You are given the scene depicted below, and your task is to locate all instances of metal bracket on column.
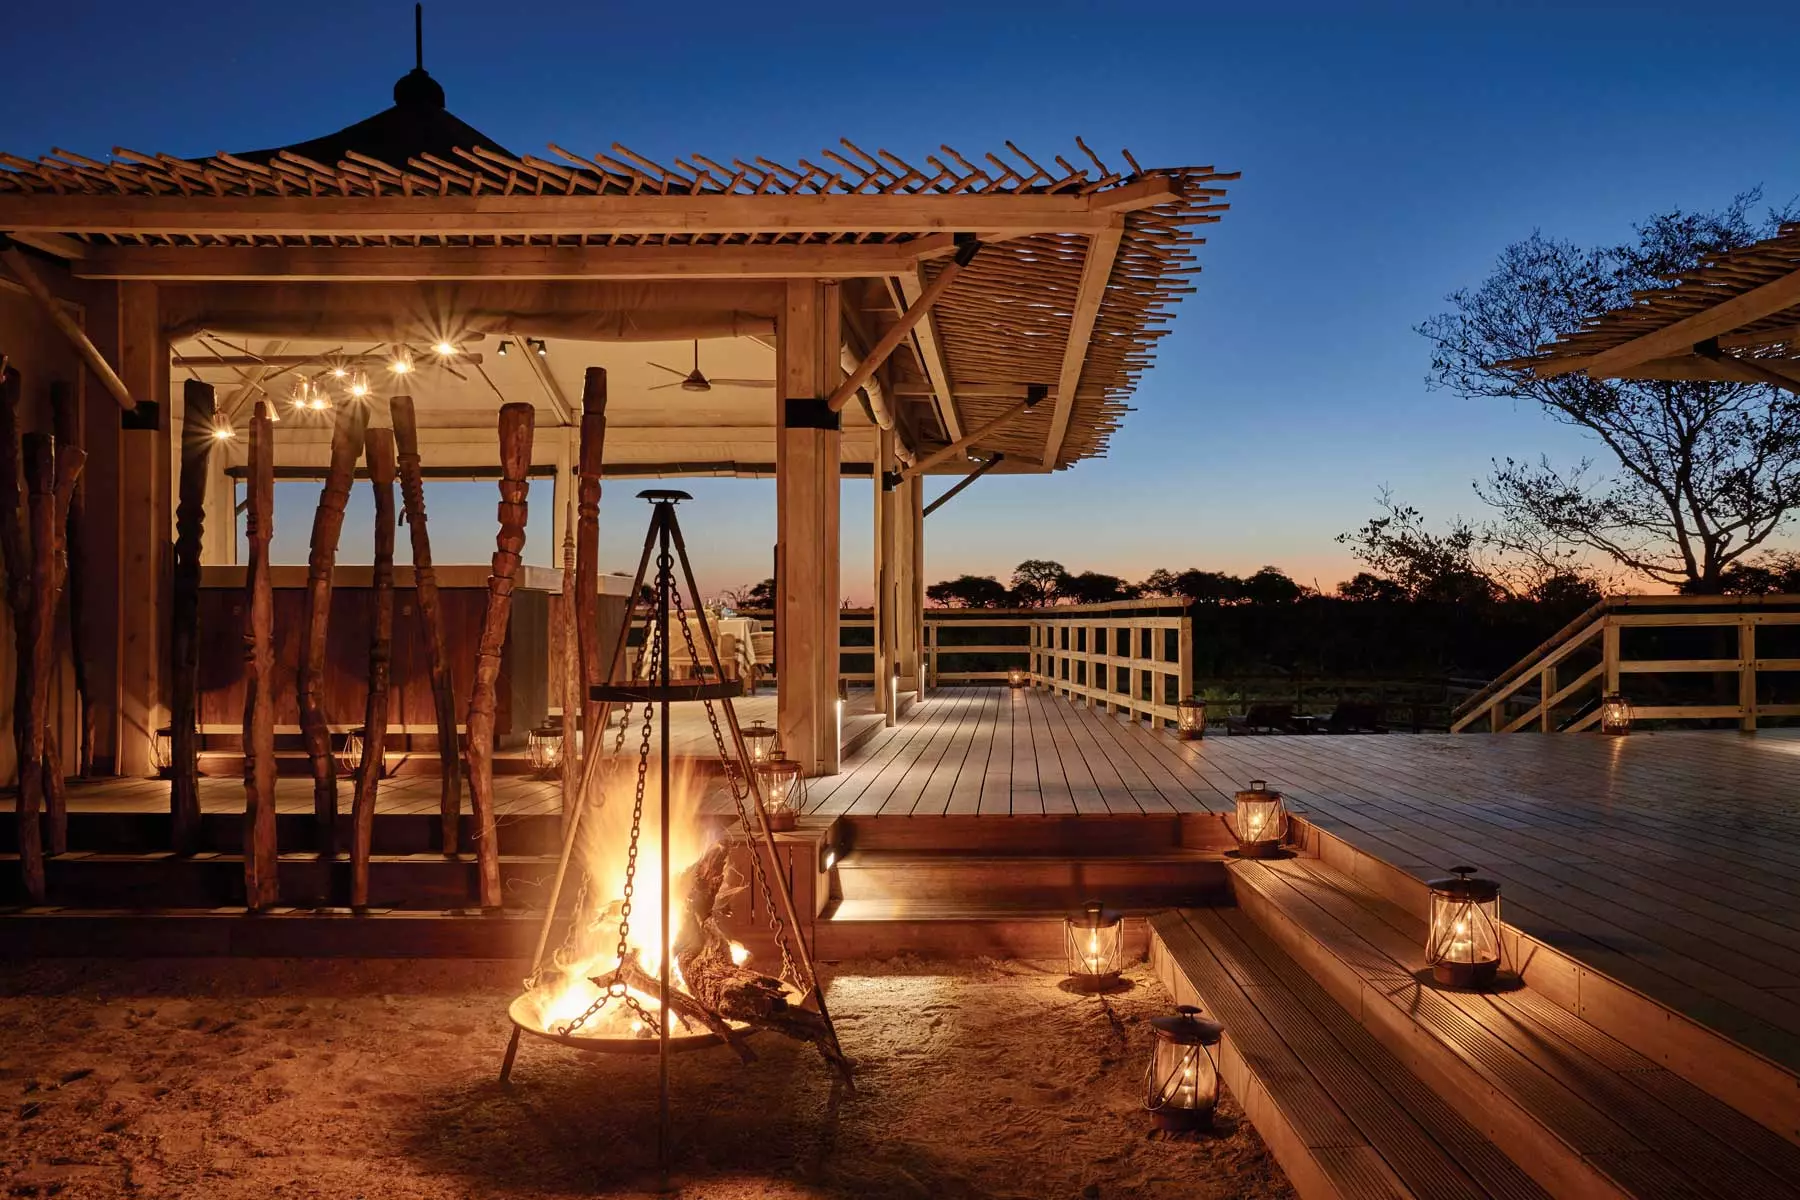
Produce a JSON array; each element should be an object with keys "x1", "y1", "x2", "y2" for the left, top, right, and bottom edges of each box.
[
  {"x1": 881, "y1": 469, "x2": 903, "y2": 491},
  {"x1": 784, "y1": 398, "x2": 842, "y2": 431}
]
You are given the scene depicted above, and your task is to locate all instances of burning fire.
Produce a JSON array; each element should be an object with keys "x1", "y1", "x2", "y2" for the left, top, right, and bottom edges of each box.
[{"x1": 521, "y1": 755, "x2": 749, "y2": 1040}]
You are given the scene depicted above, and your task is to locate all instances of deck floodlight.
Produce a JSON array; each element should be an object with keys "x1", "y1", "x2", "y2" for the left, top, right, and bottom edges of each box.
[
  {"x1": 1232, "y1": 779, "x2": 1286, "y2": 858},
  {"x1": 1600, "y1": 692, "x2": 1632, "y2": 736},
  {"x1": 1176, "y1": 696, "x2": 1207, "y2": 740},
  {"x1": 1146, "y1": 1005, "x2": 1223, "y2": 1131},
  {"x1": 1065, "y1": 900, "x2": 1125, "y2": 989},
  {"x1": 1426, "y1": 866, "x2": 1503, "y2": 989}
]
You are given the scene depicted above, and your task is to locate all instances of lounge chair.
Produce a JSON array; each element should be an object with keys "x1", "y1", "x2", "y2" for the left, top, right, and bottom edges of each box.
[{"x1": 1223, "y1": 703, "x2": 1296, "y2": 735}]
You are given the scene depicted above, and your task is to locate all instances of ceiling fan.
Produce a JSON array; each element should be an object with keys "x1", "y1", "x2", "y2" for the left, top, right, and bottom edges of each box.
[{"x1": 648, "y1": 341, "x2": 776, "y2": 393}]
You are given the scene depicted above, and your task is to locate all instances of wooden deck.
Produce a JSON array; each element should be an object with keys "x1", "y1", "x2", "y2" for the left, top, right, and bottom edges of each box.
[{"x1": 805, "y1": 687, "x2": 1800, "y2": 1084}]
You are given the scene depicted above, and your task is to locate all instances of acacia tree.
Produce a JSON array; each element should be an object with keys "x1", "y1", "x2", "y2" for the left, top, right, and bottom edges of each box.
[
  {"x1": 926, "y1": 574, "x2": 1012, "y2": 608},
  {"x1": 1419, "y1": 191, "x2": 1800, "y2": 592},
  {"x1": 1009, "y1": 559, "x2": 1068, "y2": 607}
]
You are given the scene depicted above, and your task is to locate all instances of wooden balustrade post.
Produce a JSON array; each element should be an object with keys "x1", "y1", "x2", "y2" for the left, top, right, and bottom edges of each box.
[
  {"x1": 466, "y1": 403, "x2": 535, "y2": 909},
  {"x1": 242, "y1": 402, "x2": 278, "y2": 909},
  {"x1": 575, "y1": 368, "x2": 607, "y2": 764},
  {"x1": 391, "y1": 395, "x2": 460, "y2": 853},
  {"x1": 350, "y1": 427, "x2": 398, "y2": 908},
  {"x1": 169, "y1": 380, "x2": 212, "y2": 855},
  {"x1": 299, "y1": 400, "x2": 368, "y2": 854}
]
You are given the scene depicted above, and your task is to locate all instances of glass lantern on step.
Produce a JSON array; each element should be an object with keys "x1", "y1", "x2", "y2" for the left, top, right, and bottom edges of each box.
[
  {"x1": 1232, "y1": 779, "x2": 1286, "y2": 858},
  {"x1": 1064, "y1": 900, "x2": 1125, "y2": 990},
  {"x1": 526, "y1": 721, "x2": 563, "y2": 776},
  {"x1": 1145, "y1": 1005, "x2": 1224, "y2": 1131},
  {"x1": 338, "y1": 728, "x2": 365, "y2": 777},
  {"x1": 753, "y1": 750, "x2": 804, "y2": 832},
  {"x1": 742, "y1": 720, "x2": 779, "y2": 766},
  {"x1": 152, "y1": 726, "x2": 174, "y2": 778},
  {"x1": 1599, "y1": 692, "x2": 1632, "y2": 736},
  {"x1": 1176, "y1": 697, "x2": 1207, "y2": 740},
  {"x1": 1426, "y1": 866, "x2": 1502, "y2": 989},
  {"x1": 1008, "y1": 665, "x2": 1027, "y2": 689}
]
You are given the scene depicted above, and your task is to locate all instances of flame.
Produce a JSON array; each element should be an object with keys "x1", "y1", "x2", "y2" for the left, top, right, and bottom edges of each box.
[{"x1": 523, "y1": 752, "x2": 749, "y2": 1038}]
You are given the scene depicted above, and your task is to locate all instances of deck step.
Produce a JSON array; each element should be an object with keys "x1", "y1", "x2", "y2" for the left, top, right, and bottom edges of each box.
[
  {"x1": 817, "y1": 904, "x2": 1151, "y2": 960},
  {"x1": 0, "y1": 906, "x2": 541, "y2": 958},
  {"x1": 1149, "y1": 908, "x2": 1549, "y2": 1200},
  {"x1": 832, "y1": 849, "x2": 1228, "y2": 909},
  {"x1": 836, "y1": 812, "x2": 1234, "y2": 855},
  {"x1": 1229, "y1": 854, "x2": 1800, "y2": 1199}
]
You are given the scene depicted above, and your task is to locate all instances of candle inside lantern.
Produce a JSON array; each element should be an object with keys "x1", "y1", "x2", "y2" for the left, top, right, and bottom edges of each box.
[
  {"x1": 1426, "y1": 866, "x2": 1502, "y2": 988},
  {"x1": 1145, "y1": 1006, "x2": 1223, "y2": 1131},
  {"x1": 1175, "y1": 696, "x2": 1206, "y2": 740},
  {"x1": 1064, "y1": 900, "x2": 1124, "y2": 988},
  {"x1": 1232, "y1": 779, "x2": 1286, "y2": 859},
  {"x1": 753, "y1": 751, "x2": 805, "y2": 832}
]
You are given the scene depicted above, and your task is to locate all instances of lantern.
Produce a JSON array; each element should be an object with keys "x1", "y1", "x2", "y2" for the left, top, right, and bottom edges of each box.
[
  {"x1": 1425, "y1": 866, "x2": 1502, "y2": 989},
  {"x1": 526, "y1": 722, "x2": 563, "y2": 775},
  {"x1": 753, "y1": 751, "x2": 805, "y2": 832},
  {"x1": 1599, "y1": 692, "x2": 1632, "y2": 736},
  {"x1": 742, "y1": 720, "x2": 778, "y2": 765},
  {"x1": 1176, "y1": 696, "x2": 1207, "y2": 740},
  {"x1": 152, "y1": 726, "x2": 174, "y2": 777},
  {"x1": 1008, "y1": 666, "x2": 1027, "y2": 689},
  {"x1": 1232, "y1": 779, "x2": 1286, "y2": 858},
  {"x1": 1064, "y1": 900, "x2": 1125, "y2": 989},
  {"x1": 1145, "y1": 1005, "x2": 1223, "y2": 1131},
  {"x1": 338, "y1": 728, "x2": 365, "y2": 777}
]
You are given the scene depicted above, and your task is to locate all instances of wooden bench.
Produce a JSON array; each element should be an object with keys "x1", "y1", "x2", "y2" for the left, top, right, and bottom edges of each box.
[
  {"x1": 1227, "y1": 855, "x2": 1800, "y2": 1198},
  {"x1": 1150, "y1": 908, "x2": 1549, "y2": 1200}
]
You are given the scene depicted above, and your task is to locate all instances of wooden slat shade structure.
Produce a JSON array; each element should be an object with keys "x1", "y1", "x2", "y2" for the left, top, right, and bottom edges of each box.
[
  {"x1": 1519, "y1": 219, "x2": 1800, "y2": 391},
  {"x1": 0, "y1": 129, "x2": 1234, "y2": 472}
]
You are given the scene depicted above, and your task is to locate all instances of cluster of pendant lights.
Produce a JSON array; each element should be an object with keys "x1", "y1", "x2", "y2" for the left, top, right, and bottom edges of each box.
[{"x1": 201, "y1": 340, "x2": 486, "y2": 444}]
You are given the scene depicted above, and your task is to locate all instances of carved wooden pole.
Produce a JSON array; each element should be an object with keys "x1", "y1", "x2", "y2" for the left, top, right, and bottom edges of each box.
[
  {"x1": 242, "y1": 402, "x2": 279, "y2": 909},
  {"x1": 15, "y1": 436, "x2": 76, "y2": 901},
  {"x1": 466, "y1": 402, "x2": 535, "y2": 909},
  {"x1": 576, "y1": 369, "x2": 607, "y2": 761},
  {"x1": 299, "y1": 400, "x2": 368, "y2": 854},
  {"x1": 559, "y1": 499, "x2": 580, "y2": 824},
  {"x1": 391, "y1": 395, "x2": 460, "y2": 853},
  {"x1": 1, "y1": 368, "x2": 29, "y2": 895},
  {"x1": 50, "y1": 381, "x2": 90, "y2": 779},
  {"x1": 42, "y1": 443, "x2": 82, "y2": 858},
  {"x1": 169, "y1": 380, "x2": 212, "y2": 855},
  {"x1": 352, "y1": 427, "x2": 397, "y2": 908}
]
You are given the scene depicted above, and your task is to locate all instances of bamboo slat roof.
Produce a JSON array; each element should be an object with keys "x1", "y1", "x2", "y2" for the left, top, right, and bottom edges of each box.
[{"x1": 0, "y1": 90, "x2": 1233, "y2": 469}]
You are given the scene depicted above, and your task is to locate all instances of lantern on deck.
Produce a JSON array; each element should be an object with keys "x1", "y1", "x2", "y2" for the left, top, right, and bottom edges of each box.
[
  {"x1": 1145, "y1": 1005, "x2": 1223, "y2": 1131},
  {"x1": 1008, "y1": 666, "x2": 1027, "y2": 689},
  {"x1": 742, "y1": 720, "x2": 779, "y2": 765},
  {"x1": 1600, "y1": 692, "x2": 1632, "y2": 736},
  {"x1": 1176, "y1": 697, "x2": 1207, "y2": 740},
  {"x1": 1064, "y1": 900, "x2": 1125, "y2": 989},
  {"x1": 338, "y1": 728, "x2": 365, "y2": 777},
  {"x1": 152, "y1": 726, "x2": 174, "y2": 777},
  {"x1": 526, "y1": 722, "x2": 563, "y2": 775},
  {"x1": 753, "y1": 751, "x2": 805, "y2": 832},
  {"x1": 1232, "y1": 779, "x2": 1286, "y2": 858},
  {"x1": 1426, "y1": 866, "x2": 1502, "y2": 989}
]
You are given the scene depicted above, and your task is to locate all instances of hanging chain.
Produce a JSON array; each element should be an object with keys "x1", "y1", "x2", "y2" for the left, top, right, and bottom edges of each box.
[{"x1": 673, "y1": 577, "x2": 808, "y2": 993}]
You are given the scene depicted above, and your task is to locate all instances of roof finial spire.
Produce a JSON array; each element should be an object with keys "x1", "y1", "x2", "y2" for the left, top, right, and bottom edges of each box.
[
  {"x1": 415, "y1": 3, "x2": 423, "y2": 71},
  {"x1": 392, "y1": 2, "x2": 444, "y2": 109}
]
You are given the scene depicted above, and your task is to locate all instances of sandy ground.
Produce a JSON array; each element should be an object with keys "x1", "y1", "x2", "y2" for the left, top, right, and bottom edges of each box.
[{"x1": 0, "y1": 956, "x2": 1294, "y2": 1199}]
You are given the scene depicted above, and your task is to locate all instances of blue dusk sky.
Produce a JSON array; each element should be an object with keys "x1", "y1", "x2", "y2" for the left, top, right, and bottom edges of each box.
[{"x1": 5, "y1": 1, "x2": 1799, "y2": 600}]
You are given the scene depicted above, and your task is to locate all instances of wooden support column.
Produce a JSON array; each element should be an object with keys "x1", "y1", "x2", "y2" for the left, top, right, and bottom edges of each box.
[
  {"x1": 352, "y1": 428, "x2": 398, "y2": 907},
  {"x1": 299, "y1": 399, "x2": 368, "y2": 853},
  {"x1": 115, "y1": 282, "x2": 168, "y2": 779},
  {"x1": 874, "y1": 427, "x2": 897, "y2": 726},
  {"x1": 467, "y1": 403, "x2": 535, "y2": 909},
  {"x1": 894, "y1": 473, "x2": 922, "y2": 694},
  {"x1": 242, "y1": 401, "x2": 278, "y2": 910},
  {"x1": 776, "y1": 280, "x2": 842, "y2": 774},
  {"x1": 391, "y1": 395, "x2": 460, "y2": 852},
  {"x1": 575, "y1": 368, "x2": 607, "y2": 762},
  {"x1": 49, "y1": 381, "x2": 91, "y2": 779},
  {"x1": 558, "y1": 501, "x2": 581, "y2": 824},
  {"x1": 169, "y1": 380, "x2": 212, "y2": 855}
]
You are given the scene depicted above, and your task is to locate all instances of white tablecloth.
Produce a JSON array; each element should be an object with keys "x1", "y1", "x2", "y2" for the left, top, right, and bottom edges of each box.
[{"x1": 640, "y1": 615, "x2": 761, "y2": 676}]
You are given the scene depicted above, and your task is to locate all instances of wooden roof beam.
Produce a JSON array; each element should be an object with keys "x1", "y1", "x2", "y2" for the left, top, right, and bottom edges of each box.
[
  {"x1": 903, "y1": 386, "x2": 1045, "y2": 478},
  {"x1": 1569, "y1": 263, "x2": 1800, "y2": 378},
  {"x1": 516, "y1": 340, "x2": 576, "y2": 426},
  {"x1": 0, "y1": 190, "x2": 1152, "y2": 238},
  {"x1": 829, "y1": 238, "x2": 981, "y2": 414},
  {"x1": 1043, "y1": 215, "x2": 1124, "y2": 467},
  {"x1": 1546, "y1": 352, "x2": 1800, "y2": 385},
  {"x1": 890, "y1": 271, "x2": 963, "y2": 442},
  {"x1": 0, "y1": 236, "x2": 134, "y2": 410}
]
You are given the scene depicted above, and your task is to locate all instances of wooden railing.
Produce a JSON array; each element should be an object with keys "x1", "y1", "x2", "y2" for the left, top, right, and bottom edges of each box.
[
  {"x1": 1450, "y1": 594, "x2": 1800, "y2": 732},
  {"x1": 736, "y1": 600, "x2": 1195, "y2": 724}
]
